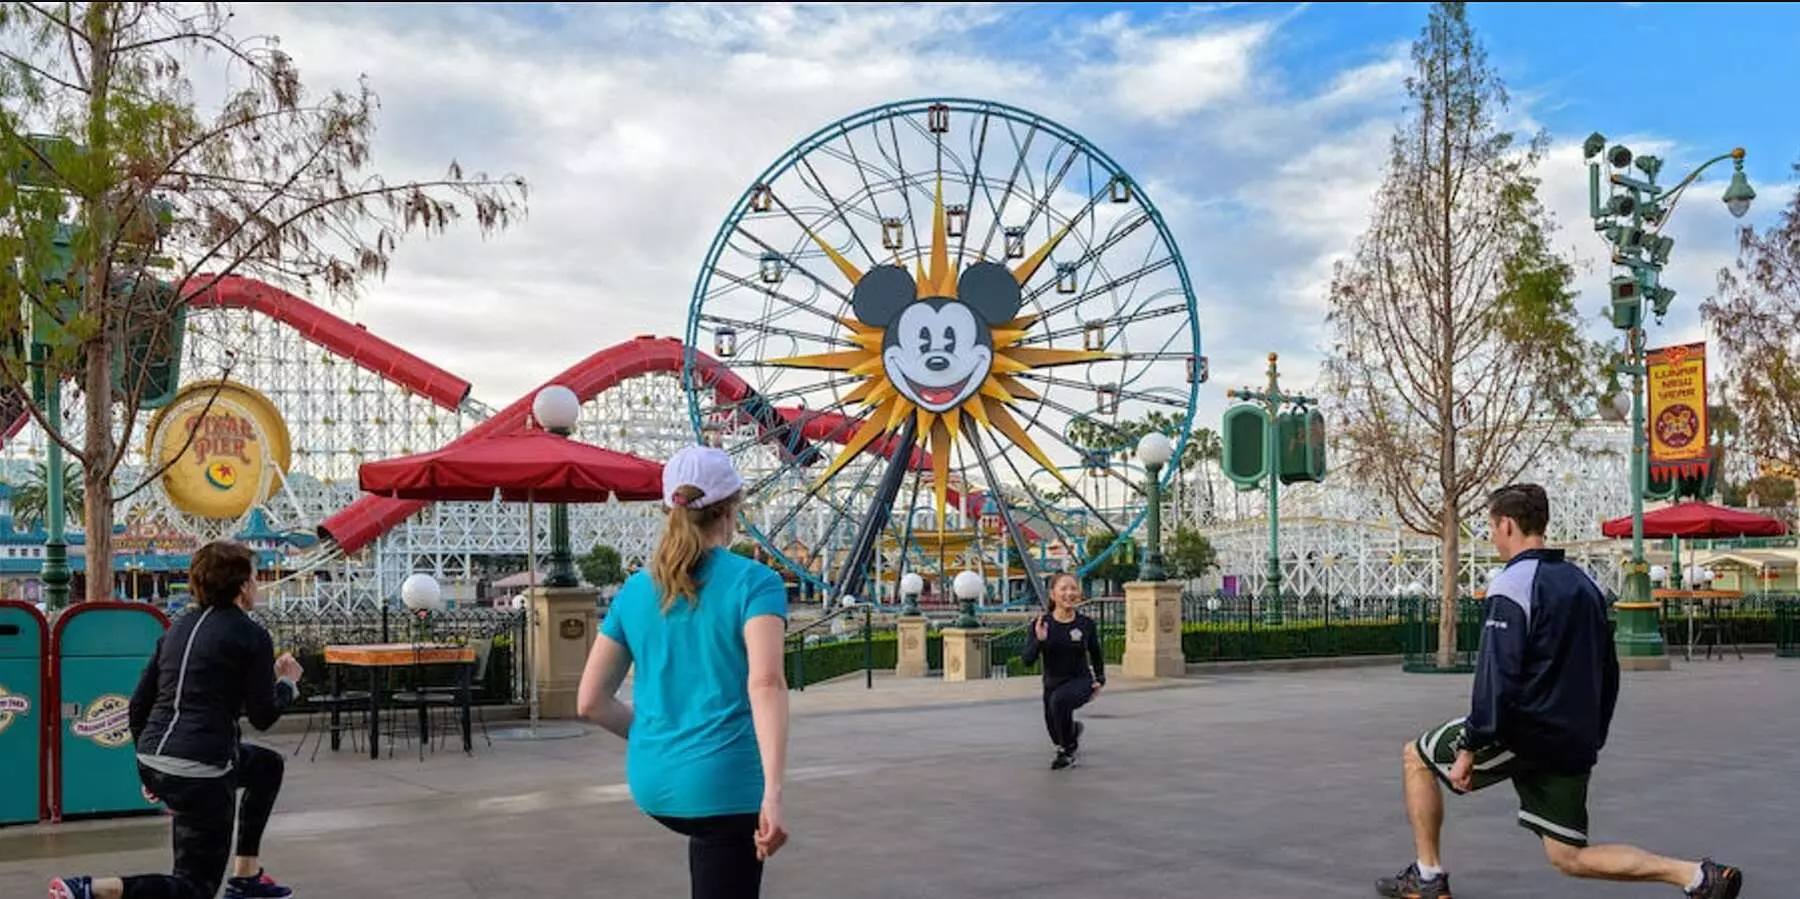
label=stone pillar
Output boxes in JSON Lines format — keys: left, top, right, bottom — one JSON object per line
{"left": 940, "top": 627, "right": 992, "bottom": 682}
{"left": 895, "top": 617, "right": 930, "bottom": 678}
{"left": 1122, "top": 579, "right": 1185, "bottom": 679}
{"left": 528, "top": 585, "right": 601, "bottom": 719}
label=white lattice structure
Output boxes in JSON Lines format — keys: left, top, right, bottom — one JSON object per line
{"left": 1186, "top": 420, "right": 1763, "bottom": 598}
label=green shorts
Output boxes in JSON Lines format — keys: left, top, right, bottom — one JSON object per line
{"left": 1414, "top": 717, "right": 1592, "bottom": 848}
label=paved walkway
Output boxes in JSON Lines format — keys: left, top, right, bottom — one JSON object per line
{"left": 3, "top": 657, "right": 1794, "bottom": 897}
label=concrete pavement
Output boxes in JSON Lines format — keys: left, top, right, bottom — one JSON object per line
{"left": 2, "top": 657, "right": 1793, "bottom": 897}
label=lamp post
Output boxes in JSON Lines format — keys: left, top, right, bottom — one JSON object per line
{"left": 952, "top": 569, "right": 984, "bottom": 629}
{"left": 900, "top": 571, "right": 923, "bottom": 617}
{"left": 401, "top": 572, "right": 446, "bottom": 640}
{"left": 1135, "top": 432, "right": 1174, "bottom": 582}
{"left": 533, "top": 385, "right": 582, "bottom": 589}
{"left": 1584, "top": 134, "right": 1754, "bottom": 664}
{"left": 1226, "top": 352, "right": 1315, "bottom": 624}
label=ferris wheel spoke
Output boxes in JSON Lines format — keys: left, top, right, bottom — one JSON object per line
{"left": 970, "top": 120, "right": 1036, "bottom": 264}
{"left": 1014, "top": 373, "right": 1187, "bottom": 409}
{"left": 953, "top": 109, "right": 992, "bottom": 271}
{"left": 706, "top": 264, "right": 846, "bottom": 330}
{"left": 1022, "top": 300, "right": 1190, "bottom": 347}
{"left": 1031, "top": 252, "right": 1173, "bottom": 322}
{"left": 989, "top": 443, "right": 1094, "bottom": 554}
{"left": 796, "top": 156, "right": 885, "bottom": 268}
{"left": 697, "top": 312, "right": 854, "bottom": 352}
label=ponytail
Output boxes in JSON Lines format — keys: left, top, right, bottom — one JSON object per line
{"left": 650, "top": 485, "right": 741, "bottom": 612}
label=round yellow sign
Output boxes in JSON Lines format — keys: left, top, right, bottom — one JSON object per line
{"left": 145, "top": 380, "right": 292, "bottom": 520}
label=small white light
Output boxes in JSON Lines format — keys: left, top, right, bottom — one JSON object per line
{"left": 952, "top": 570, "right": 985, "bottom": 600}
{"left": 1650, "top": 565, "right": 1668, "bottom": 584}
{"left": 1206, "top": 597, "right": 1221, "bottom": 612}
{"left": 1406, "top": 582, "right": 1425, "bottom": 595}
{"left": 1137, "top": 432, "right": 1174, "bottom": 468}
{"left": 533, "top": 384, "right": 581, "bottom": 433}
{"left": 900, "top": 572, "right": 924, "bottom": 597}
{"left": 840, "top": 595, "right": 859, "bottom": 608}
{"left": 401, "top": 573, "right": 444, "bottom": 612}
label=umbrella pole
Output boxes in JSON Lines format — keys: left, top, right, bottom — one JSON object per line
{"left": 528, "top": 493, "right": 541, "bottom": 737}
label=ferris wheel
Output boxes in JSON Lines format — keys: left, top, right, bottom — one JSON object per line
{"left": 685, "top": 98, "right": 1204, "bottom": 602}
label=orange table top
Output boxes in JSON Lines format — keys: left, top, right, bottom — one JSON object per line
{"left": 1652, "top": 589, "right": 1745, "bottom": 602}
{"left": 324, "top": 643, "right": 476, "bottom": 667}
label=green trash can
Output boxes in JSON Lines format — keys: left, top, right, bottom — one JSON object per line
{"left": 0, "top": 600, "right": 49, "bottom": 825}
{"left": 52, "top": 602, "right": 168, "bottom": 820}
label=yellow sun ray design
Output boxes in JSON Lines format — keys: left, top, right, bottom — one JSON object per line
{"left": 766, "top": 174, "right": 1119, "bottom": 525}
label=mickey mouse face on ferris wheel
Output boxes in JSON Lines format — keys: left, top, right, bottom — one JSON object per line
{"left": 851, "top": 262, "right": 1023, "bottom": 414}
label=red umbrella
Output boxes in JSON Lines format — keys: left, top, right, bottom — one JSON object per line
{"left": 1601, "top": 501, "right": 1789, "bottom": 539}
{"left": 358, "top": 428, "right": 663, "bottom": 504}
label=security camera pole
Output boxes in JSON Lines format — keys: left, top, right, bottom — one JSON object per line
{"left": 1583, "top": 131, "right": 1755, "bottom": 668}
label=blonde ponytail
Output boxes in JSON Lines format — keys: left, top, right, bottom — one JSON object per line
{"left": 650, "top": 485, "right": 741, "bottom": 611}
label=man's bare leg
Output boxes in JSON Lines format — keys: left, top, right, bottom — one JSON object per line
{"left": 1403, "top": 741, "right": 1446, "bottom": 869}
{"left": 1542, "top": 838, "right": 1700, "bottom": 886}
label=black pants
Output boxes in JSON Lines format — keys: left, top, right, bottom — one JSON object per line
{"left": 120, "top": 743, "right": 285, "bottom": 899}
{"left": 652, "top": 813, "right": 763, "bottom": 899}
{"left": 1042, "top": 677, "right": 1094, "bottom": 749}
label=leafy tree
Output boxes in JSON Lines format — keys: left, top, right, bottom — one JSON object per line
{"left": 1166, "top": 525, "right": 1216, "bottom": 581}
{"left": 1702, "top": 162, "right": 1800, "bottom": 474}
{"left": 1082, "top": 532, "right": 1139, "bottom": 594}
{"left": 577, "top": 543, "right": 625, "bottom": 588}
{"left": 0, "top": 3, "right": 527, "bottom": 601}
{"left": 1320, "top": 2, "right": 1603, "bottom": 665}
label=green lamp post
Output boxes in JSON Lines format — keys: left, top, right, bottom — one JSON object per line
{"left": 1135, "top": 431, "right": 1174, "bottom": 582}
{"left": 1584, "top": 133, "right": 1754, "bottom": 667}
{"left": 532, "top": 385, "right": 583, "bottom": 589}
{"left": 951, "top": 569, "right": 984, "bottom": 629}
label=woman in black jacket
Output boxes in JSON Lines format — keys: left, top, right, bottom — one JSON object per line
{"left": 1020, "top": 572, "right": 1105, "bottom": 770}
{"left": 51, "top": 541, "right": 303, "bottom": 899}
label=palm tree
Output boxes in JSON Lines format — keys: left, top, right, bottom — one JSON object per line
{"left": 8, "top": 461, "right": 84, "bottom": 530}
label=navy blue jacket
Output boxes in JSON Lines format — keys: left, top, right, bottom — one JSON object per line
{"left": 1457, "top": 548, "right": 1620, "bottom": 774}
{"left": 129, "top": 602, "right": 297, "bottom": 771}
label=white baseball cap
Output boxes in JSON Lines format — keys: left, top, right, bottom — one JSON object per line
{"left": 662, "top": 444, "right": 744, "bottom": 510}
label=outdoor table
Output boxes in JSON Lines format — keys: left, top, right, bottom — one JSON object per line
{"left": 322, "top": 642, "right": 476, "bottom": 759}
{"left": 1652, "top": 589, "right": 1745, "bottom": 661}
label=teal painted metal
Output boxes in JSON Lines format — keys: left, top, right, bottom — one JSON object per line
{"left": 685, "top": 97, "right": 1203, "bottom": 584}
{"left": 52, "top": 603, "right": 168, "bottom": 819}
{"left": 0, "top": 601, "right": 49, "bottom": 825}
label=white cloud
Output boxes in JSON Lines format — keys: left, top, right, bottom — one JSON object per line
{"left": 1094, "top": 20, "right": 1277, "bottom": 124}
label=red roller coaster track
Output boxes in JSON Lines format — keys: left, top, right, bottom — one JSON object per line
{"left": 319, "top": 335, "right": 982, "bottom": 554}
{"left": 0, "top": 274, "right": 473, "bottom": 447}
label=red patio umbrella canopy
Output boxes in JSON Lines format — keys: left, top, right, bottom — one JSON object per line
{"left": 1600, "top": 501, "right": 1789, "bottom": 539}
{"left": 358, "top": 428, "right": 664, "bottom": 504}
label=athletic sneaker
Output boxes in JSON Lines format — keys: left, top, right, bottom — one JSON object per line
{"left": 1375, "top": 862, "right": 1451, "bottom": 899}
{"left": 1686, "top": 858, "right": 1743, "bottom": 899}
{"left": 1050, "top": 748, "right": 1073, "bottom": 770}
{"left": 224, "top": 869, "right": 294, "bottom": 898}
{"left": 48, "top": 877, "right": 94, "bottom": 899}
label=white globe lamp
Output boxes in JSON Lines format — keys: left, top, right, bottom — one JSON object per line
{"left": 401, "top": 573, "right": 445, "bottom": 613}
{"left": 1650, "top": 564, "right": 1668, "bottom": 585}
{"left": 951, "top": 570, "right": 984, "bottom": 628}
{"left": 899, "top": 571, "right": 925, "bottom": 616}
{"left": 533, "top": 384, "right": 581, "bottom": 435}
{"left": 1136, "top": 432, "right": 1174, "bottom": 467}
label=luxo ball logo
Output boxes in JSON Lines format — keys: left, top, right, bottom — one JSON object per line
{"left": 72, "top": 694, "right": 134, "bottom": 748}
{"left": 0, "top": 686, "right": 30, "bottom": 735}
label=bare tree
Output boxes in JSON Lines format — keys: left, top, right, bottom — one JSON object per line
{"left": 0, "top": 2, "right": 528, "bottom": 601}
{"left": 1321, "top": 2, "right": 1601, "bottom": 665}
{"left": 1702, "top": 163, "right": 1800, "bottom": 475}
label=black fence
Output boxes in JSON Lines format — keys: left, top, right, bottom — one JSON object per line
{"left": 249, "top": 605, "right": 527, "bottom": 705}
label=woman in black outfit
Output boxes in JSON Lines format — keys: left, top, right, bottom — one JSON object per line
{"left": 51, "top": 541, "right": 302, "bottom": 899}
{"left": 1021, "top": 572, "right": 1105, "bottom": 769}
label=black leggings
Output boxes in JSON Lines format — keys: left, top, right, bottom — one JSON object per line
{"left": 1042, "top": 677, "right": 1094, "bottom": 749}
{"left": 120, "top": 743, "right": 285, "bottom": 899}
{"left": 652, "top": 813, "right": 763, "bottom": 899}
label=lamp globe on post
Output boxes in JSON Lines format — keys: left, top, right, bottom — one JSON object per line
{"left": 533, "top": 385, "right": 583, "bottom": 589}
{"left": 952, "top": 569, "right": 985, "bottom": 629}
{"left": 900, "top": 571, "right": 924, "bottom": 617}
{"left": 401, "top": 572, "right": 445, "bottom": 640}
{"left": 1722, "top": 151, "right": 1756, "bottom": 219}
{"left": 1135, "top": 431, "right": 1175, "bottom": 583}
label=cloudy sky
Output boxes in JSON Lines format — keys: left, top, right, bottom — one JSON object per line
{"left": 216, "top": 1, "right": 1800, "bottom": 435}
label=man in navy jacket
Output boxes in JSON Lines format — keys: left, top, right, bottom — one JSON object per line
{"left": 1376, "top": 483, "right": 1743, "bottom": 899}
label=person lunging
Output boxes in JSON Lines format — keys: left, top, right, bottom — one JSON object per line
{"left": 1021, "top": 572, "right": 1105, "bottom": 770}
{"left": 1378, "top": 483, "right": 1742, "bottom": 899}
{"left": 51, "top": 541, "right": 301, "bottom": 899}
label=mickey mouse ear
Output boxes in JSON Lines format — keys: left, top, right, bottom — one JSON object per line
{"left": 956, "top": 262, "right": 1023, "bottom": 324}
{"left": 852, "top": 265, "right": 916, "bottom": 326}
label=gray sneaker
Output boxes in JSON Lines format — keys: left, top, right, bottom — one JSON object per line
{"left": 1375, "top": 862, "right": 1451, "bottom": 899}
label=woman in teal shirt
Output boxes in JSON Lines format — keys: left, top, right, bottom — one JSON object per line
{"left": 577, "top": 445, "right": 791, "bottom": 899}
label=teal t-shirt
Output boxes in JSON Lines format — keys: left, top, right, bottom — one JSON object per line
{"left": 599, "top": 547, "right": 788, "bottom": 818}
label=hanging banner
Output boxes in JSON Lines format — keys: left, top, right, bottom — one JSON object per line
{"left": 1646, "top": 342, "right": 1709, "bottom": 478}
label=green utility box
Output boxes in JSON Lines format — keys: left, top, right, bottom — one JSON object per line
{"left": 52, "top": 602, "right": 167, "bottom": 819}
{"left": 0, "top": 601, "right": 48, "bottom": 825}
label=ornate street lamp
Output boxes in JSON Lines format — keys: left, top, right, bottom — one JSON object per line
{"left": 533, "top": 385, "right": 583, "bottom": 588}
{"left": 1135, "top": 432, "right": 1174, "bottom": 582}
{"left": 952, "top": 569, "right": 984, "bottom": 629}
{"left": 900, "top": 571, "right": 923, "bottom": 617}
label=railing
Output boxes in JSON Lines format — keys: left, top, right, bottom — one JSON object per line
{"left": 250, "top": 606, "right": 527, "bottom": 705}
{"left": 1777, "top": 599, "right": 1799, "bottom": 658}
{"left": 784, "top": 603, "right": 876, "bottom": 691}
